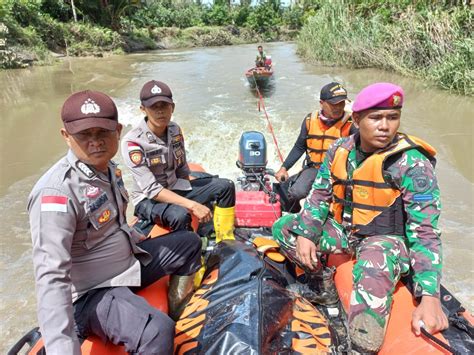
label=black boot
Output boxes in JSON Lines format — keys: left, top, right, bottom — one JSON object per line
{"left": 168, "top": 274, "right": 195, "bottom": 321}
{"left": 287, "top": 266, "right": 339, "bottom": 306}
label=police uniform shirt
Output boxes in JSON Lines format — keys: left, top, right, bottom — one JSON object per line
{"left": 28, "top": 150, "right": 151, "bottom": 353}
{"left": 121, "top": 118, "right": 191, "bottom": 206}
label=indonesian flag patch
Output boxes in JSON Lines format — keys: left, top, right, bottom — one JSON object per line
{"left": 41, "top": 195, "right": 68, "bottom": 213}
{"left": 128, "top": 141, "right": 144, "bottom": 165}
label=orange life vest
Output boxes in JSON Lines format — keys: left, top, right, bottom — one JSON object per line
{"left": 330, "top": 133, "right": 436, "bottom": 236}
{"left": 305, "top": 111, "right": 352, "bottom": 167}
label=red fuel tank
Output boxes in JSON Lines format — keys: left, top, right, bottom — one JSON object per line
{"left": 235, "top": 191, "right": 281, "bottom": 227}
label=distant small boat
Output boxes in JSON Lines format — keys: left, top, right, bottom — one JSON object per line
{"left": 245, "top": 66, "right": 274, "bottom": 89}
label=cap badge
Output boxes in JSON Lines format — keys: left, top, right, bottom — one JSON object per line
{"left": 81, "top": 98, "right": 101, "bottom": 115}
{"left": 333, "top": 88, "right": 346, "bottom": 96}
{"left": 151, "top": 85, "right": 162, "bottom": 94}
{"left": 392, "top": 94, "right": 401, "bottom": 106}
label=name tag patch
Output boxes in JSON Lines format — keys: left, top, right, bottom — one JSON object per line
{"left": 413, "top": 193, "right": 433, "bottom": 202}
{"left": 149, "top": 156, "right": 163, "bottom": 166}
{"left": 88, "top": 193, "right": 108, "bottom": 213}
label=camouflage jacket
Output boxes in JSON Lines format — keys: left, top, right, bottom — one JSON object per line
{"left": 295, "top": 133, "right": 442, "bottom": 297}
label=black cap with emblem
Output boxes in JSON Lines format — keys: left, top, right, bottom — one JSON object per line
{"left": 320, "top": 82, "right": 348, "bottom": 104}
{"left": 140, "top": 80, "right": 174, "bottom": 107}
{"left": 61, "top": 90, "right": 119, "bottom": 134}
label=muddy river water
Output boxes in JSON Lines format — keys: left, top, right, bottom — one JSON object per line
{"left": 0, "top": 42, "right": 472, "bottom": 351}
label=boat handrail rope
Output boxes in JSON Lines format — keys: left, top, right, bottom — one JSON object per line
{"left": 251, "top": 71, "right": 284, "bottom": 164}
{"left": 420, "top": 327, "right": 459, "bottom": 355}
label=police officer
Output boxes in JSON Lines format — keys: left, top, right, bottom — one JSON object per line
{"left": 272, "top": 83, "right": 448, "bottom": 353}
{"left": 28, "top": 90, "right": 202, "bottom": 354}
{"left": 274, "top": 82, "right": 356, "bottom": 212}
{"left": 121, "top": 80, "right": 236, "bottom": 243}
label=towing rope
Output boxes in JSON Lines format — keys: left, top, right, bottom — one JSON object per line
{"left": 251, "top": 70, "right": 284, "bottom": 164}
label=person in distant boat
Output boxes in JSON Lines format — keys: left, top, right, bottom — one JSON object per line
{"left": 273, "top": 83, "right": 448, "bottom": 353}
{"left": 121, "top": 80, "right": 236, "bottom": 243}
{"left": 28, "top": 91, "right": 202, "bottom": 354}
{"left": 255, "top": 45, "right": 267, "bottom": 67}
{"left": 274, "top": 82, "right": 356, "bottom": 212}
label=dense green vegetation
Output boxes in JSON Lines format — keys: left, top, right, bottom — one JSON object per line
{"left": 0, "top": 0, "right": 472, "bottom": 95}
{"left": 0, "top": 0, "right": 300, "bottom": 68}
{"left": 297, "top": 0, "right": 473, "bottom": 96}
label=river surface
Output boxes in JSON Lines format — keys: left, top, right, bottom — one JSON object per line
{"left": 0, "top": 42, "right": 472, "bottom": 352}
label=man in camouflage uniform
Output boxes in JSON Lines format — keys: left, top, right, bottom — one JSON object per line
{"left": 273, "top": 83, "right": 448, "bottom": 353}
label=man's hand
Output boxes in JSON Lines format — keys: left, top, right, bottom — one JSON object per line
{"left": 275, "top": 167, "right": 289, "bottom": 183}
{"left": 412, "top": 295, "right": 449, "bottom": 336}
{"left": 189, "top": 201, "right": 212, "bottom": 223}
{"left": 296, "top": 236, "right": 318, "bottom": 270}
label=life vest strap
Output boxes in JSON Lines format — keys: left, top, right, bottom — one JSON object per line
{"left": 331, "top": 175, "right": 392, "bottom": 189}
{"left": 306, "top": 134, "right": 339, "bottom": 140}
{"left": 332, "top": 177, "right": 353, "bottom": 186}
{"left": 307, "top": 148, "right": 327, "bottom": 154}
{"left": 333, "top": 196, "right": 387, "bottom": 212}
{"left": 332, "top": 181, "right": 353, "bottom": 186}
{"left": 352, "top": 179, "right": 393, "bottom": 188}
{"left": 306, "top": 161, "right": 322, "bottom": 168}
{"left": 308, "top": 148, "right": 327, "bottom": 153}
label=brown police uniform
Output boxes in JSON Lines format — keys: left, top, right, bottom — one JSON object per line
{"left": 28, "top": 149, "right": 201, "bottom": 354}
{"left": 123, "top": 119, "right": 191, "bottom": 206}
{"left": 122, "top": 118, "right": 235, "bottom": 231}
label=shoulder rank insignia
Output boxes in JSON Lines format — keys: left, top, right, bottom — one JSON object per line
{"left": 76, "top": 161, "right": 95, "bottom": 178}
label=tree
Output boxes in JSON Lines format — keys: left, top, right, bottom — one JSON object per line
{"left": 71, "top": 0, "right": 77, "bottom": 21}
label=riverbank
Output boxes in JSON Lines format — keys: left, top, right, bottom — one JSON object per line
{"left": 297, "top": 2, "right": 473, "bottom": 96}
{"left": 0, "top": 0, "right": 299, "bottom": 69}
{"left": 2, "top": 1, "right": 472, "bottom": 96}
{"left": 0, "top": 24, "right": 297, "bottom": 69}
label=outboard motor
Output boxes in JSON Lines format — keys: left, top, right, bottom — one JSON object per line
{"left": 235, "top": 131, "right": 281, "bottom": 227}
{"left": 237, "top": 131, "right": 268, "bottom": 191}
{"left": 237, "top": 131, "right": 267, "bottom": 173}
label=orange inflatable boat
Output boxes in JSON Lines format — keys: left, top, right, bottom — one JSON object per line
{"left": 8, "top": 137, "right": 473, "bottom": 354}
{"left": 327, "top": 254, "right": 474, "bottom": 354}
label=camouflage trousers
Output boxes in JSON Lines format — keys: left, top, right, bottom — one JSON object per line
{"left": 272, "top": 213, "right": 410, "bottom": 329}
